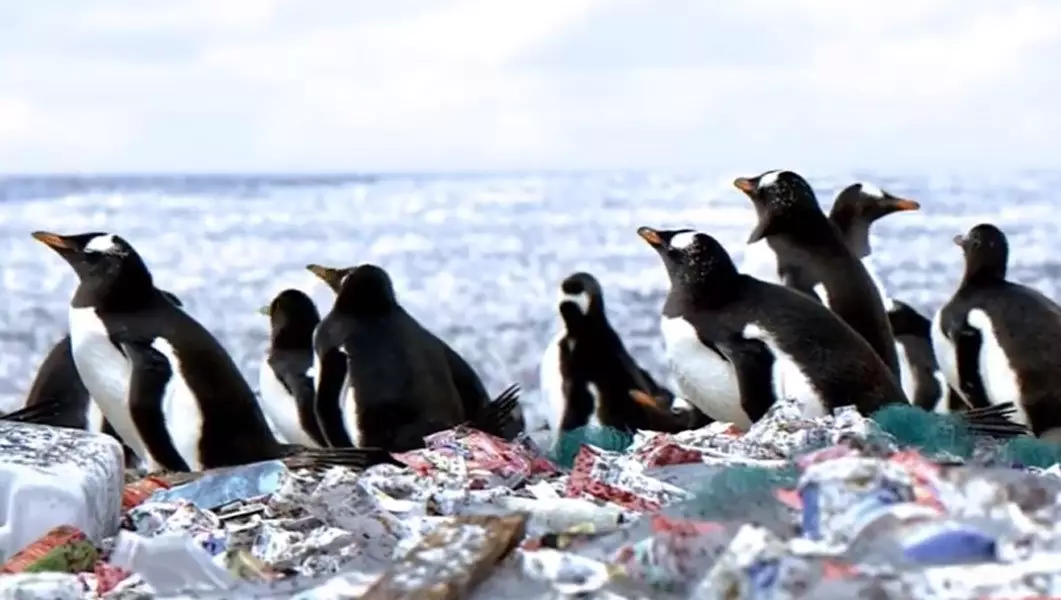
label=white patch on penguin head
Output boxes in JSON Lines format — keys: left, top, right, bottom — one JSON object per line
{"left": 84, "top": 234, "right": 119, "bottom": 254}
{"left": 669, "top": 231, "right": 698, "bottom": 251}
{"left": 758, "top": 170, "right": 782, "bottom": 189}
{"left": 559, "top": 291, "right": 591, "bottom": 315}
{"left": 858, "top": 182, "right": 884, "bottom": 198}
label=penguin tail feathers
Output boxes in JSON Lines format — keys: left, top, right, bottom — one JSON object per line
{"left": 0, "top": 397, "right": 65, "bottom": 425}
{"left": 276, "top": 444, "right": 403, "bottom": 470}
{"left": 472, "top": 383, "right": 525, "bottom": 441}
{"left": 959, "top": 402, "right": 1031, "bottom": 439}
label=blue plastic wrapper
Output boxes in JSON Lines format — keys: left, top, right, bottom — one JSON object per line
{"left": 900, "top": 522, "right": 998, "bottom": 565}
{"left": 148, "top": 460, "right": 287, "bottom": 509}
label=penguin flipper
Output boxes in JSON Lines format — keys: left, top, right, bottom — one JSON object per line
{"left": 470, "top": 383, "right": 524, "bottom": 440}
{"left": 313, "top": 347, "right": 355, "bottom": 448}
{"left": 959, "top": 402, "right": 1031, "bottom": 438}
{"left": 954, "top": 325, "right": 991, "bottom": 409}
{"left": 439, "top": 341, "right": 492, "bottom": 421}
{"left": 277, "top": 444, "right": 403, "bottom": 469}
{"left": 123, "top": 340, "right": 190, "bottom": 472}
{"left": 715, "top": 338, "right": 777, "bottom": 424}
{"left": 0, "top": 396, "right": 67, "bottom": 425}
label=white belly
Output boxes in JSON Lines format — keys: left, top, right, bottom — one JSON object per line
{"left": 739, "top": 240, "right": 782, "bottom": 284}
{"left": 932, "top": 372, "right": 950, "bottom": 414}
{"left": 150, "top": 339, "right": 205, "bottom": 470}
{"left": 742, "top": 323, "right": 828, "bottom": 418}
{"left": 660, "top": 316, "right": 747, "bottom": 429}
{"left": 895, "top": 341, "right": 916, "bottom": 402}
{"left": 69, "top": 306, "right": 149, "bottom": 466}
{"left": 966, "top": 308, "right": 1028, "bottom": 426}
{"left": 930, "top": 307, "right": 962, "bottom": 405}
{"left": 538, "top": 331, "right": 568, "bottom": 446}
{"left": 257, "top": 358, "right": 317, "bottom": 447}
{"left": 340, "top": 369, "right": 361, "bottom": 447}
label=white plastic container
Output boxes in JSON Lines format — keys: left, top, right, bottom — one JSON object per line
{"left": 0, "top": 421, "right": 124, "bottom": 561}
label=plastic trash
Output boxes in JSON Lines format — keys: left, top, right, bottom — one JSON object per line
{"left": 147, "top": 459, "right": 287, "bottom": 509}
{"left": 0, "top": 421, "right": 123, "bottom": 562}
{"left": 108, "top": 529, "right": 237, "bottom": 594}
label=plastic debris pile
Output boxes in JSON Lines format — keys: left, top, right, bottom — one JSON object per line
{"left": 4, "top": 399, "right": 1061, "bottom": 599}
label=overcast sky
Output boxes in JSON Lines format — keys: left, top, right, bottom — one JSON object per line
{"left": 1, "top": 0, "right": 1059, "bottom": 174}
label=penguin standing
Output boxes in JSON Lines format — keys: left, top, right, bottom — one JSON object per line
{"left": 639, "top": 225, "right": 908, "bottom": 428}
{"left": 3, "top": 290, "right": 184, "bottom": 470}
{"left": 31, "top": 230, "right": 392, "bottom": 472}
{"left": 932, "top": 224, "right": 1061, "bottom": 439}
{"left": 311, "top": 263, "right": 519, "bottom": 451}
{"left": 734, "top": 170, "right": 901, "bottom": 376}
{"left": 257, "top": 289, "right": 328, "bottom": 448}
{"left": 538, "top": 271, "right": 702, "bottom": 447}
{"left": 740, "top": 180, "right": 918, "bottom": 306}
{"left": 307, "top": 263, "right": 522, "bottom": 442}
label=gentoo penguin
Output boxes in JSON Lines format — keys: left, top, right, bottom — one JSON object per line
{"left": 3, "top": 290, "right": 184, "bottom": 470}
{"left": 308, "top": 263, "right": 523, "bottom": 442}
{"left": 639, "top": 225, "right": 908, "bottom": 428}
{"left": 30, "top": 230, "right": 394, "bottom": 472}
{"left": 312, "top": 263, "right": 516, "bottom": 451}
{"left": 932, "top": 223, "right": 1061, "bottom": 439}
{"left": 257, "top": 289, "right": 328, "bottom": 448}
{"left": 538, "top": 271, "right": 703, "bottom": 447}
{"left": 887, "top": 299, "right": 962, "bottom": 413}
{"left": 734, "top": 170, "right": 901, "bottom": 376}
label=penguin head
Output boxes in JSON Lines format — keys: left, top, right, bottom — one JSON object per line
{"left": 733, "top": 170, "right": 823, "bottom": 243}
{"left": 831, "top": 182, "right": 920, "bottom": 225}
{"left": 637, "top": 226, "right": 738, "bottom": 286}
{"left": 332, "top": 264, "right": 398, "bottom": 316}
{"left": 954, "top": 223, "right": 1009, "bottom": 282}
{"left": 260, "top": 289, "right": 321, "bottom": 334}
{"left": 31, "top": 231, "right": 153, "bottom": 295}
{"left": 306, "top": 263, "right": 357, "bottom": 293}
{"left": 557, "top": 272, "right": 604, "bottom": 324}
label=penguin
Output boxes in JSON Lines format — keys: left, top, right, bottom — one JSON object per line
{"left": 257, "top": 289, "right": 329, "bottom": 448}
{"left": 307, "top": 263, "right": 523, "bottom": 442}
{"left": 538, "top": 271, "right": 704, "bottom": 447}
{"left": 2, "top": 290, "right": 184, "bottom": 470}
{"left": 734, "top": 170, "right": 901, "bottom": 376}
{"left": 741, "top": 181, "right": 919, "bottom": 306}
{"left": 30, "top": 230, "right": 394, "bottom": 472}
{"left": 887, "top": 299, "right": 963, "bottom": 413}
{"left": 931, "top": 223, "right": 1061, "bottom": 438}
{"left": 311, "top": 263, "right": 519, "bottom": 451}
{"left": 640, "top": 225, "right": 910, "bottom": 428}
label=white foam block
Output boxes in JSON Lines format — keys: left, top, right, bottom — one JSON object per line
{"left": 0, "top": 421, "right": 124, "bottom": 561}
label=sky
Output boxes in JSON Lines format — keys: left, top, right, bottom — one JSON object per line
{"left": 0, "top": 0, "right": 1059, "bottom": 174}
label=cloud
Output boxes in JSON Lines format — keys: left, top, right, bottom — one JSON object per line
{"left": 0, "top": 0, "right": 1058, "bottom": 173}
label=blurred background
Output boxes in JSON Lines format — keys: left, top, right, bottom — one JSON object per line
{"left": 1, "top": 1, "right": 1059, "bottom": 431}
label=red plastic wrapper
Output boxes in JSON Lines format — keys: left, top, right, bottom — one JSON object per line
{"left": 121, "top": 476, "right": 172, "bottom": 512}
{"left": 795, "top": 444, "right": 861, "bottom": 471}
{"left": 563, "top": 445, "right": 690, "bottom": 512}
{"left": 393, "top": 426, "right": 557, "bottom": 487}
{"left": 628, "top": 434, "right": 711, "bottom": 468}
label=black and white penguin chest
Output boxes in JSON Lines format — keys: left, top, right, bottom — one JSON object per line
{"left": 259, "top": 348, "right": 323, "bottom": 448}
{"left": 68, "top": 305, "right": 209, "bottom": 472}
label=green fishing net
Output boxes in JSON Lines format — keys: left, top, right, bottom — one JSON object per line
{"left": 549, "top": 425, "right": 634, "bottom": 468}
{"left": 999, "top": 436, "right": 1061, "bottom": 469}
{"left": 870, "top": 403, "right": 976, "bottom": 459}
